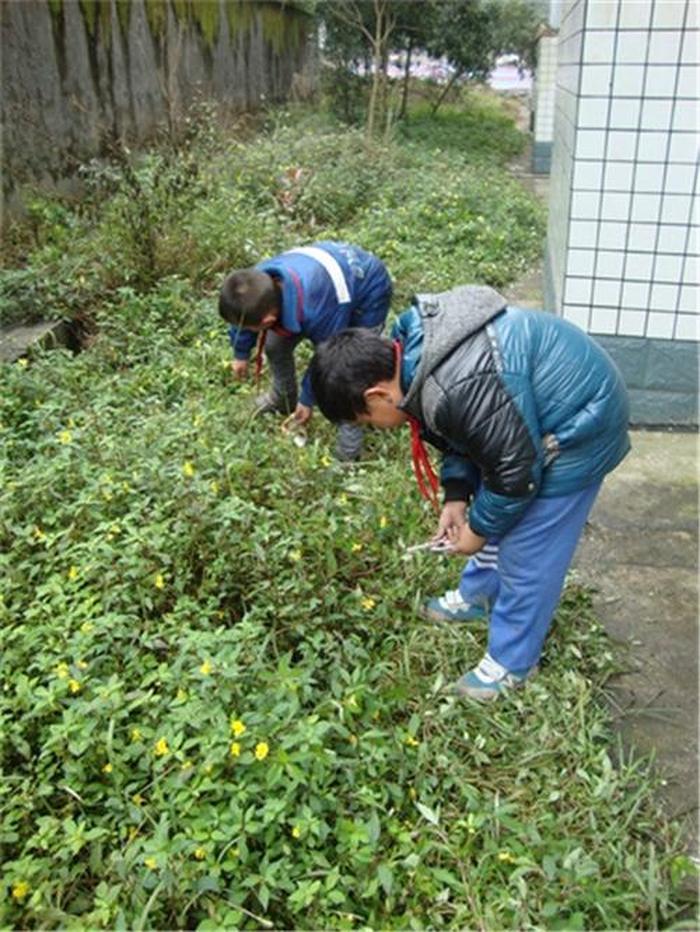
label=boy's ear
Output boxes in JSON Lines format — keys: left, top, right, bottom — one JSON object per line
{"left": 260, "top": 309, "right": 279, "bottom": 328}
{"left": 363, "top": 385, "right": 393, "bottom": 406}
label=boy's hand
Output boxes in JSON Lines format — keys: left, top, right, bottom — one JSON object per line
{"left": 433, "top": 501, "right": 467, "bottom": 541}
{"left": 293, "top": 403, "right": 313, "bottom": 425}
{"left": 446, "top": 523, "right": 486, "bottom": 556}
{"left": 231, "top": 359, "right": 248, "bottom": 380}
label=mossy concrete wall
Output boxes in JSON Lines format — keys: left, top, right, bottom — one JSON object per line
{"left": 1, "top": 0, "right": 315, "bottom": 201}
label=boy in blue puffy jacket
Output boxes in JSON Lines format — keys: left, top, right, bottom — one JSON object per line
{"left": 219, "top": 240, "right": 392, "bottom": 461}
{"left": 309, "top": 284, "right": 630, "bottom": 701}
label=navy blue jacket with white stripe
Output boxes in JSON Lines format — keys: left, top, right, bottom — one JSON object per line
{"left": 393, "top": 286, "right": 630, "bottom": 540}
{"left": 229, "top": 241, "right": 392, "bottom": 407}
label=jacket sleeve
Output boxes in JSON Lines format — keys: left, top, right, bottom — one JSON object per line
{"left": 228, "top": 325, "right": 257, "bottom": 361}
{"left": 437, "top": 371, "right": 542, "bottom": 539}
{"left": 440, "top": 452, "right": 479, "bottom": 502}
{"left": 299, "top": 368, "right": 315, "bottom": 408}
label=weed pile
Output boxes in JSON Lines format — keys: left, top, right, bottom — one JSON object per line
{"left": 1, "top": 98, "right": 694, "bottom": 928}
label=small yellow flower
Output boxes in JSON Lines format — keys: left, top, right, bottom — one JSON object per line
{"left": 181, "top": 759, "right": 193, "bottom": 770}
{"left": 230, "top": 741, "right": 241, "bottom": 758}
{"left": 17, "top": 357, "right": 29, "bottom": 369}
{"left": 288, "top": 549, "right": 302, "bottom": 563}
{"left": 132, "top": 793, "right": 144, "bottom": 806}
{"left": 361, "top": 596, "right": 376, "bottom": 611}
{"left": 76, "top": 660, "right": 88, "bottom": 670}
{"left": 68, "top": 679, "right": 81, "bottom": 694}
{"left": 409, "top": 787, "right": 417, "bottom": 800}
{"left": 144, "top": 857, "right": 158, "bottom": 870}
{"left": 131, "top": 727, "right": 142, "bottom": 742}
{"left": 55, "top": 661, "right": 70, "bottom": 679}
{"left": 193, "top": 847, "right": 206, "bottom": 860}
{"left": 254, "top": 741, "right": 269, "bottom": 761}
{"left": 154, "top": 737, "right": 169, "bottom": 757}
{"left": 193, "top": 414, "right": 203, "bottom": 426}
{"left": 210, "top": 480, "right": 220, "bottom": 494}
{"left": 11, "top": 880, "right": 30, "bottom": 901}
{"left": 292, "top": 825, "right": 301, "bottom": 839}
{"left": 337, "top": 493, "right": 348, "bottom": 505}
{"left": 67, "top": 418, "right": 75, "bottom": 428}
{"left": 199, "top": 659, "right": 212, "bottom": 675}
{"left": 34, "top": 527, "right": 47, "bottom": 542}
{"left": 345, "top": 695, "right": 359, "bottom": 709}
{"left": 154, "top": 573, "right": 165, "bottom": 590}
{"left": 102, "top": 763, "right": 113, "bottom": 774}
{"left": 230, "top": 719, "right": 246, "bottom": 737}
{"left": 80, "top": 621, "right": 94, "bottom": 634}
{"left": 379, "top": 515, "right": 388, "bottom": 529}
{"left": 58, "top": 430, "right": 72, "bottom": 444}
{"left": 498, "top": 851, "right": 516, "bottom": 863}
{"left": 67, "top": 565, "right": 79, "bottom": 581}
{"left": 182, "top": 461, "right": 195, "bottom": 478}
{"left": 176, "top": 688, "right": 187, "bottom": 701}
{"left": 320, "top": 454, "right": 332, "bottom": 466}
{"left": 351, "top": 542, "right": 363, "bottom": 553}
{"left": 404, "top": 735, "right": 420, "bottom": 747}
{"left": 203, "top": 763, "right": 213, "bottom": 775}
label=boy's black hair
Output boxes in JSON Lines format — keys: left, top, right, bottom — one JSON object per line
{"left": 218, "top": 268, "right": 278, "bottom": 325}
{"left": 309, "top": 329, "right": 396, "bottom": 423}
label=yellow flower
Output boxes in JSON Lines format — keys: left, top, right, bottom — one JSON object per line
{"left": 230, "top": 741, "right": 241, "bottom": 758}
{"left": 67, "top": 565, "right": 79, "bottom": 581}
{"left": 80, "top": 621, "right": 94, "bottom": 634}
{"left": 181, "top": 759, "right": 193, "bottom": 770}
{"left": 33, "top": 526, "right": 47, "bottom": 542}
{"left": 76, "top": 660, "right": 88, "bottom": 670}
{"left": 320, "top": 454, "right": 331, "bottom": 466}
{"left": 11, "top": 880, "right": 30, "bottom": 901}
{"left": 210, "top": 480, "right": 220, "bottom": 494}
{"left": 144, "top": 857, "right": 158, "bottom": 870}
{"left": 58, "top": 430, "right": 72, "bottom": 444}
{"left": 154, "top": 573, "right": 165, "bottom": 590}
{"left": 203, "top": 763, "right": 213, "bottom": 775}
{"left": 254, "top": 741, "right": 269, "bottom": 761}
{"left": 288, "top": 549, "right": 302, "bottom": 563}
{"left": 193, "top": 847, "right": 206, "bottom": 860}
{"left": 498, "top": 851, "right": 516, "bottom": 863}
{"left": 361, "top": 596, "right": 376, "bottom": 611}
{"left": 176, "top": 688, "right": 187, "bottom": 701}
{"left": 102, "top": 763, "right": 113, "bottom": 774}
{"left": 337, "top": 493, "right": 348, "bottom": 505}
{"left": 199, "top": 659, "right": 212, "bottom": 675}
{"left": 68, "top": 679, "right": 81, "bottom": 694}
{"left": 154, "top": 737, "right": 169, "bottom": 757}
{"left": 131, "top": 728, "right": 142, "bottom": 742}
{"left": 291, "top": 826, "right": 301, "bottom": 839}
{"left": 193, "top": 414, "right": 203, "bottom": 427}
{"left": 55, "top": 661, "right": 69, "bottom": 679}
{"left": 182, "top": 461, "right": 195, "bottom": 478}
{"left": 230, "top": 719, "right": 246, "bottom": 737}
{"left": 17, "top": 358, "right": 29, "bottom": 369}
{"left": 404, "top": 735, "right": 420, "bottom": 747}
{"left": 351, "top": 542, "right": 363, "bottom": 553}
{"left": 132, "top": 793, "right": 144, "bottom": 806}
{"left": 379, "top": 515, "right": 388, "bottom": 529}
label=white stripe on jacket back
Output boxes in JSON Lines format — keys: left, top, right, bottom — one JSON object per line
{"left": 285, "top": 246, "right": 351, "bottom": 304}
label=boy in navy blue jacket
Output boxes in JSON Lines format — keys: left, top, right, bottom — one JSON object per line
{"left": 309, "top": 285, "right": 630, "bottom": 701}
{"left": 219, "top": 240, "right": 392, "bottom": 461}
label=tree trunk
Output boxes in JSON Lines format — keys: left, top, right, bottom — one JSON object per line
{"left": 431, "top": 68, "right": 463, "bottom": 116}
{"left": 398, "top": 38, "right": 414, "bottom": 121}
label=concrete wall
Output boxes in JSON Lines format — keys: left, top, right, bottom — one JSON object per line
{"left": 545, "top": 0, "right": 698, "bottom": 426}
{"left": 1, "top": 0, "right": 315, "bottom": 200}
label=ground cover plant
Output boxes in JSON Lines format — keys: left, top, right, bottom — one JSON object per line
{"left": 1, "top": 97, "right": 695, "bottom": 929}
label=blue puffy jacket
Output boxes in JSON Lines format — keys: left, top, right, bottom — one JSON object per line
{"left": 393, "top": 286, "right": 630, "bottom": 540}
{"left": 229, "top": 241, "right": 392, "bottom": 406}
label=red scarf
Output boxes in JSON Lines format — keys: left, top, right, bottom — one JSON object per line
{"left": 394, "top": 341, "right": 440, "bottom": 513}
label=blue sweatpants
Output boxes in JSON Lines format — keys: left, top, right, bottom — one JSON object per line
{"left": 458, "top": 483, "right": 602, "bottom": 672}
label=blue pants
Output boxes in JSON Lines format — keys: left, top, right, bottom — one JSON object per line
{"left": 458, "top": 483, "right": 601, "bottom": 672}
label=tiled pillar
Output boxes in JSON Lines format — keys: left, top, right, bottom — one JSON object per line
{"left": 533, "top": 29, "right": 559, "bottom": 173}
{"left": 545, "top": 0, "right": 699, "bottom": 425}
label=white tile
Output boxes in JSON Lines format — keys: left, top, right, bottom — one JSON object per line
{"left": 652, "top": 1, "right": 688, "bottom": 29}
{"left": 619, "top": 309, "right": 648, "bottom": 335}
{"left": 573, "top": 160, "right": 604, "bottom": 189}
{"left": 645, "top": 312, "right": 675, "bottom": 338}
{"left": 596, "top": 250, "right": 625, "bottom": 277}
{"left": 673, "top": 100, "right": 699, "bottom": 133}
{"left": 661, "top": 194, "right": 692, "bottom": 224}
{"left": 628, "top": 222, "right": 659, "bottom": 250}
{"left": 634, "top": 162, "right": 664, "bottom": 192}
{"left": 648, "top": 30, "right": 682, "bottom": 64}
{"left": 681, "top": 29, "right": 699, "bottom": 64}
{"left": 637, "top": 132, "right": 670, "bottom": 162}
{"left": 578, "top": 97, "right": 608, "bottom": 128}
{"left": 678, "top": 284, "right": 699, "bottom": 312}
{"left": 625, "top": 251, "right": 653, "bottom": 278}
{"left": 577, "top": 129, "right": 608, "bottom": 159}
{"left": 607, "top": 130, "right": 638, "bottom": 160}
{"left": 598, "top": 220, "right": 628, "bottom": 248}
{"left": 593, "top": 278, "right": 622, "bottom": 304}
{"left": 619, "top": 1, "right": 652, "bottom": 30}
{"left": 583, "top": 30, "right": 616, "bottom": 63}
{"left": 655, "top": 223, "right": 693, "bottom": 252}
{"left": 601, "top": 192, "right": 631, "bottom": 220}
{"left": 675, "top": 314, "right": 700, "bottom": 340}
{"left": 665, "top": 164, "right": 698, "bottom": 195}
{"left": 572, "top": 191, "right": 601, "bottom": 217}
{"left": 612, "top": 64, "right": 647, "bottom": 96}
{"left": 562, "top": 305, "right": 591, "bottom": 330}
{"left": 590, "top": 307, "right": 619, "bottom": 334}
{"left": 675, "top": 65, "right": 699, "bottom": 97}
{"left": 566, "top": 277, "right": 594, "bottom": 303}
{"left": 654, "top": 253, "right": 685, "bottom": 281}
{"left": 609, "top": 97, "right": 641, "bottom": 129}
{"left": 569, "top": 219, "right": 600, "bottom": 247}
{"left": 581, "top": 64, "right": 614, "bottom": 95}
{"left": 687, "top": 1, "right": 699, "bottom": 28}
{"left": 605, "top": 161, "right": 635, "bottom": 189}
{"left": 616, "top": 31, "right": 649, "bottom": 63}
{"left": 567, "top": 249, "right": 597, "bottom": 276}
{"left": 683, "top": 256, "right": 699, "bottom": 287}
{"left": 640, "top": 99, "right": 674, "bottom": 132}
{"left": 650, "top": 65, "right": 681, "bottom": 96}
{"left": 622, "top": 280, "right": 650, "bottom": 307}
{"left": 586, "top": 0, "right": 619, "bottom": 29}
{"left": 650, "top": 282, "right": 680, "bottom": 310}
{"left": 631, "top": 192, "right": 661, "bottom": 222}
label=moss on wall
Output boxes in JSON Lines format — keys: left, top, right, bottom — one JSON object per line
{"left": 115, "top": 0, "right": 131, "bottom": 36}
{"left": 144, "top": 0, "right": 169, "bottom": 38}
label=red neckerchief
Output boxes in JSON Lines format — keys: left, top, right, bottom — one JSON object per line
{"left": 393, "top": 340, "right": 440, "bottom": 513}
{"left": 254, "top": 270, "right": 304, "bottom": 387}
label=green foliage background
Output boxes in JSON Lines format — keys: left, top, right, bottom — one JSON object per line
{"left": 0, "top": 97, "right": 694, "bottom": 928}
